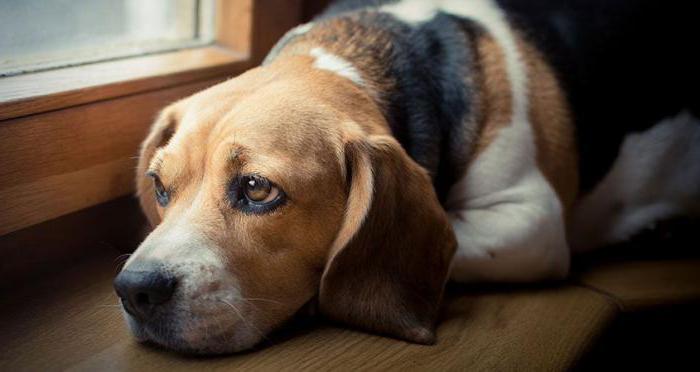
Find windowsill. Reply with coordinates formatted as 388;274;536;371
0;45;251;121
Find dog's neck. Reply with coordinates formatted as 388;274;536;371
263;10;480;202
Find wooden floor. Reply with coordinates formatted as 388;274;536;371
2;245;699;371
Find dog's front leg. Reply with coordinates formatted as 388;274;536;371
447;175;571;283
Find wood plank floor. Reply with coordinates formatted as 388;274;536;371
0;252;620;371
578;258;700;311
2;199;698;371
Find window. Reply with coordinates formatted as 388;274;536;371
0;0;215;76
0;0;303;240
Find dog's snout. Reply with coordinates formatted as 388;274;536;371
114;264;177;319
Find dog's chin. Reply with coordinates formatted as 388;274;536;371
121;308;264;355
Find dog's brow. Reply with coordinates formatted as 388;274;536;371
148;149;167;174
227;145;247;166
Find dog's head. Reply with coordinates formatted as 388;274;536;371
114;57;456;354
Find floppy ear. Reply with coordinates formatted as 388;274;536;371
319;134;457;344
135;110;177;227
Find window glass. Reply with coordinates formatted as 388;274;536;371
0;0;214;76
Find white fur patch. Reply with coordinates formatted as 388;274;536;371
125;190;225;272
131;222;222;267
570;111;700;252
380;0;438;24
447;173;570;282
292;22;315;35
310;47;364;86
124;216;236;309
263;22;315;65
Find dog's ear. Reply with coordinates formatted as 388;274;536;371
135;109;177;227
319;134;457;344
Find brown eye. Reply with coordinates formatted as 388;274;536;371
230;174;286;214
243;176;278;203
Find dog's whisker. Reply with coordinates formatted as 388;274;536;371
219;299;269;341
114;253;132;263
240;297;284;306
114;254;133;273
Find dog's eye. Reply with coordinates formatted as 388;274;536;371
231;175;285;214
147;172;169;207
243;176;277;202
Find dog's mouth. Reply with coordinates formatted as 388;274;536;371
121;297;265;355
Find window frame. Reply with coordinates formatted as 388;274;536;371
0;0;292;121
0;0;303;236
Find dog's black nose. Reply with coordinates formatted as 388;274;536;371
114;264;177;319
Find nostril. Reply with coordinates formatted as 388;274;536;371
142;276;177;305
113;264;177;319
135;292;150;306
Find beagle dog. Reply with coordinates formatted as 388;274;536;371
114;0;700;354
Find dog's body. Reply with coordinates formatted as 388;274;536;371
115;0;700;353
268;0;700;278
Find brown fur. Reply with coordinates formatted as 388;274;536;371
469;31;513;159
519;36;579;212
320;134;456;343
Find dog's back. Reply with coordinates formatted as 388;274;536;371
310;0;700;253
319;0;699;189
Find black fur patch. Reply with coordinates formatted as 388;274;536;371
316;1;479;202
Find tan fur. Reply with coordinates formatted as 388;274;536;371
469;32;513;159
519;36;579;212
135;56;455;346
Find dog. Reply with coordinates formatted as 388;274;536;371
114;0;700;354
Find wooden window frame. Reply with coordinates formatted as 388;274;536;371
0;0;303;237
